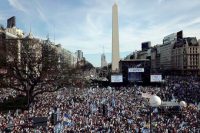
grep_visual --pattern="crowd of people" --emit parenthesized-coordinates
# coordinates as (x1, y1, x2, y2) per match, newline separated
(0, 76, 200, 132)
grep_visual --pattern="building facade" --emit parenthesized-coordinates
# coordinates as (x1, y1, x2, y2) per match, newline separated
(172, 37, 200, 75)
(0, 25, 7, 74)
(151, 45, 161, 73)
(160, 33, 177, 70)
(0, 22, 24, 73)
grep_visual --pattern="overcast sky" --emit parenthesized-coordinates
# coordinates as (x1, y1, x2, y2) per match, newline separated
(0, 0, 200, 66)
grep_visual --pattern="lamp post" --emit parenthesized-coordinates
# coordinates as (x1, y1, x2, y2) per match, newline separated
(179, 100, 187, 122)
(149, 95, 162, 133)
(179, 101, 187, 108)
(27, 86, 30, 132)
(148, 96, 187, 132)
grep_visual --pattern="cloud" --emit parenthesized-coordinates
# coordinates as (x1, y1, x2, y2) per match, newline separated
(30, 0, 52, 29)
(158, 0, 165, 3)
(3, 0, 200, 66)
(36, 8, 47, 23)
(7, 0, 27, 12)
(48, 0, 200, 66)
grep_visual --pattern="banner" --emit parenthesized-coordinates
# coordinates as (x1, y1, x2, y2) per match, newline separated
(160, 101, 179, 106)
(150, 75, 162, 82)
(128, 68, 144, 72)
(63, 114, 73, 127)
(111, 75, 123, 83)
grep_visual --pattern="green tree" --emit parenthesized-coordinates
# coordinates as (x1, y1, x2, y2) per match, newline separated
(3, 38, 70, 104)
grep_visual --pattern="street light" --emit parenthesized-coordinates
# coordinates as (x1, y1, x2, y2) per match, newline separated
(149, 95, 187, 132)
(149, 95, 162, 133)
(149, 95, 162, 107)
(180, 101, 187, 108)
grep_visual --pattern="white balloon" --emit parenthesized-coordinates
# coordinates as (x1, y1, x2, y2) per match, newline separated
(150, 95, 162, 107)
(180, 101, 187, 107)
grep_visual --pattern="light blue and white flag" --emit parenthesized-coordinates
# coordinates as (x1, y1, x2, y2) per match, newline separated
(63, 113, 74, 127)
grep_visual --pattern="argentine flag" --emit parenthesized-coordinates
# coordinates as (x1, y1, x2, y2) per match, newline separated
(63, 114, 74, 127)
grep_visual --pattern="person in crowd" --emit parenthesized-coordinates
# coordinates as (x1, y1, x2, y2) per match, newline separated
(0, 76, 199, 132)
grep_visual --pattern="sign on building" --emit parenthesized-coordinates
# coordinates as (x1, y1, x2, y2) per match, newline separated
(128, 68, 144, 73)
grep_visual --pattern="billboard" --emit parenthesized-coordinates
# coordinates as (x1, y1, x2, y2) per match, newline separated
(128, 68, 144, 72)
(111, 75, 123, 83)
(150, 75, 162, 82)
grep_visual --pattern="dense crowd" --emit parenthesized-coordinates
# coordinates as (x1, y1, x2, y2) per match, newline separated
(0, 76, 200, 132)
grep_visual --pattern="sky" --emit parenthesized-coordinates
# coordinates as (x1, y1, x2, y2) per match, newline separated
(0, 0, 200, 67)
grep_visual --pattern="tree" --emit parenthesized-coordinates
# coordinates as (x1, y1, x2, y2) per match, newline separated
(80, 61, 94, 71)
(2, 38, 70, 104)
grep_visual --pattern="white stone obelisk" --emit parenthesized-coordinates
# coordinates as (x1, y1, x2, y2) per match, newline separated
(112, 1, 120, 72)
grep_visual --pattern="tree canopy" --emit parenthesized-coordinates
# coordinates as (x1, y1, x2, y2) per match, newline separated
(2, 38, 70, 103)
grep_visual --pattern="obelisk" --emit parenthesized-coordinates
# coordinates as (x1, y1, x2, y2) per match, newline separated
(112, 1, 120, 72)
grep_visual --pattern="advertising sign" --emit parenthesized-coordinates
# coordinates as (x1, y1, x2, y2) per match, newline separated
(150, 75, 162, 82)
(111, 75, 123, 83)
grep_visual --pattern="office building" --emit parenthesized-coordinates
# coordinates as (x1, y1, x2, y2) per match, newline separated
(101, 53, 107, 68)
(7, 16, 16, 28)
(141, 41, 151, 51)
(160, 31, 182, 70)
(150, 45, 161, 73)
(75, 50, 83, 61)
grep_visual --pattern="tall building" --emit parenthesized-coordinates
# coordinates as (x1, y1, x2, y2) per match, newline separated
(160, 31, 182, 70)
(71, 53, 78, 68)
(150, 45, 161, 73)
(112, 2, 120, 72)
(60, 48, 78, 67)
(101, 53, 107, 68)
(75, 50, 83, 61)
(7, 16, 16, 28)
(141, 41, 151, 51)
(0, 25, 6, 73)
